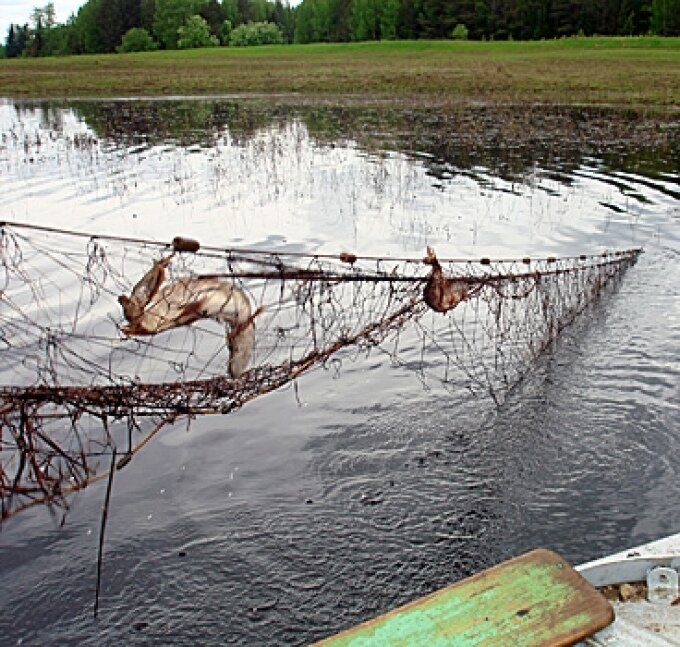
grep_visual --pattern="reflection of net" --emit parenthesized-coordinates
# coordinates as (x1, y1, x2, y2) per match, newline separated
(0, 222, 641, 521)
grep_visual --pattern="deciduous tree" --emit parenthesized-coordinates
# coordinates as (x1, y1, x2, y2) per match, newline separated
(154, 0, 207, 48)
(177, 14, 220, 47)
(117, 26, 159, 51)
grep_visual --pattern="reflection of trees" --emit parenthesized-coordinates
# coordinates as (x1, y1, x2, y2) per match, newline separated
(13, 101, 67, 133)
(302, 104, 680, 187)
(69, 100, 292, 147)
(13, 99, 680, 188)
(302, 104, 680, 188)
(600, 145, 680, 192)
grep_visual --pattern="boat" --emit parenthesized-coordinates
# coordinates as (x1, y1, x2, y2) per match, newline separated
(577, 532, 680, 645)
(315, 532, 680, 646)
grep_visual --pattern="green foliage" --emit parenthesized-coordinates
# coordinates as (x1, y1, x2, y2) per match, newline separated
(77, 0, 143, 53)
(237, 0, 250, 22)
(397, 0, 420, 39)
(229, 20, 284, 45)
(177, 14, 220, 48)
(275, 0, 297, 42)
(379, 0, 400, 39)
(72, 0, 99, 52)
(3, 0, 296, 56)
(200, 0, 225, 37)
(140, 0, 156, 31)
(351, 0, 380, 40)
(221, 19, 233, 44)
(451, 23, 469, 40)
(348, 0, 401, 41)
(249, 0, 268, 22)
(294, 0, 332, 43)
(117, 27, 159, 52)
(154, 0, 207, 49)
(326, 0, 352, 41)
(651, 0, 680, 35)
(4, 24, 30, 57)
(222, 0, 238, 25)
(420, 0, 453, 38)
(3, 0, 680, 59)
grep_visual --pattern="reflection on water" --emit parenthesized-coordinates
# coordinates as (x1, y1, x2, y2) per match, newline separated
(0, 98, 679, 646)
(3, 99, 678, 260)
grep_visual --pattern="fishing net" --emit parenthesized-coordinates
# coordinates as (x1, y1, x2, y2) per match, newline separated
(0, 221, 641, 521)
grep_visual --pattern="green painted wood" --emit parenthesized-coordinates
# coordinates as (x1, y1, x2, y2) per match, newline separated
(315, 549, 614, 647)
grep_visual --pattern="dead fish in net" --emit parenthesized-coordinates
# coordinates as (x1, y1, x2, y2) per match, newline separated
(118, 254, 173, 323)
(423, 246, 468, 313)
(121, 276, 257, 378)
(226, 314, 257, 380)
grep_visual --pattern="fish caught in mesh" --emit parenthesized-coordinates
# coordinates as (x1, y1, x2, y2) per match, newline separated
(119, 251, 261, 379)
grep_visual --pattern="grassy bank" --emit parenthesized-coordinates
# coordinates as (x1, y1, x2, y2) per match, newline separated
(1, 37, 679, 110)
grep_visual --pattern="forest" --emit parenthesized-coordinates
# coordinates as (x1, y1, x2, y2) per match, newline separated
(2, 0, 680, 58)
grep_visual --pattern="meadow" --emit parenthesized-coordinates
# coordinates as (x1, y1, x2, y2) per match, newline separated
(1, 37, 680, 110)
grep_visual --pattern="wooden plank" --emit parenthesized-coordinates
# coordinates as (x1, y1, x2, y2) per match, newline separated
(315, 548, 614, 647)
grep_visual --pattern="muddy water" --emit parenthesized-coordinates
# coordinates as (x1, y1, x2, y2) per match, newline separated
(0, 98, 679, 645)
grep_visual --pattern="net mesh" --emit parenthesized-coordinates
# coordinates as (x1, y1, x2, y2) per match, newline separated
(0, 221, 641, 521)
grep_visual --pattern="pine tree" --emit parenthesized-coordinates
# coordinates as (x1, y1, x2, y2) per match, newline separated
(651, 0, 680, 35)
(237, 0, 250, 23)
(32, 16, 45, 56)
(201, 0, 225, 36)
(5, 25, 19, 57)
(552, 0, 577, 36)
(630, 0, 651, 33)
(14, 23, 30, 56)
(274, 1, 296, 41)
(381, 0, 401, 39)
(141, 0, 157, 31)
(419, 0, 452, 38)
(397, 0, 421, 38)
(249, 0, 268, 22)
(351, 0, 381, 40)
(451, 0, 477, 36)
(328, 0, 352, 41)
(222, 0, 239, 25)
(294, 0, 332, 43)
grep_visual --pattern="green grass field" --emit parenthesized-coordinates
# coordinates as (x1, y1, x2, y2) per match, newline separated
(1, 37, 679, 110)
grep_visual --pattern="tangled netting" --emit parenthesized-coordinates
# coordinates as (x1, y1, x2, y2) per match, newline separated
(0, 222, 641, 521)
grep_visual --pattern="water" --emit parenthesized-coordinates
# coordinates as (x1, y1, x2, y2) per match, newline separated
(0, 98, 679, 645)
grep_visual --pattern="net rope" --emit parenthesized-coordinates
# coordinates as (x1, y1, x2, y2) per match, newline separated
(0, 221, 641, 521)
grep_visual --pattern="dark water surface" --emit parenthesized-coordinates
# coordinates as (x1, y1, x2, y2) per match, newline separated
(0, 98, 679, 645)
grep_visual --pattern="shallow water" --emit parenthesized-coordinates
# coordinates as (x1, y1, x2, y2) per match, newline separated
(0, 98, 679, 645)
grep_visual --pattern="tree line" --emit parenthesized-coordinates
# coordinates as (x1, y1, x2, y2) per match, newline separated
(294, 0, 680, 42)
(3, 0, 296, 56)
(3, 0, 679, 58)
